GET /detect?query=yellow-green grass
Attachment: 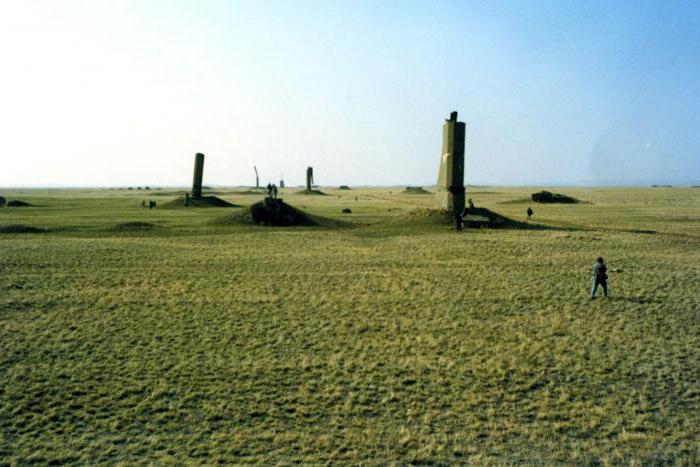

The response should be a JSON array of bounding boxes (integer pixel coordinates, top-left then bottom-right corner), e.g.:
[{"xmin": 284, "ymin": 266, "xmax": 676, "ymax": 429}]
[{"xmin": 1, "ymin": 187, "xmax": 698, "ymax": 464}]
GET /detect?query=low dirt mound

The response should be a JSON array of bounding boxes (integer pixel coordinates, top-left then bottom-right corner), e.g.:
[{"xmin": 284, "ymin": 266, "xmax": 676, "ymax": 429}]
[
  {"xmin": 531, "ymin": 191, "xmax": 580, "ymax": 204},
  {"xmin": 296, "ymin": 189, "xmax": 328, "ymax": 196},
  {"xmin": 162, "ymin": 195, "xmax": 238, "ymax": 208},
  {"xmin": 111, "ymin": 221, "xmax": 158, "ymax": 231},
  {"xmin": 231, "ymin": 189, "xmax": 268, "ymax": 195},
  {"xmin": 212, "ymin": 198, "xmax": 343, "ymax": 227},
  {"xmin": 401, "ymin": 186, "xmax": 432, "ymax": 195},
  {"xmin": 406, "ymin": 207, "xmax": 528, "ymax": 229},
  {"xmin": 0, "ymin": 224, "xmax": 47, "ymax": 234},
  {"xmin": 6, "ymin": 200, "xmax": 33, "ymax": 207}
]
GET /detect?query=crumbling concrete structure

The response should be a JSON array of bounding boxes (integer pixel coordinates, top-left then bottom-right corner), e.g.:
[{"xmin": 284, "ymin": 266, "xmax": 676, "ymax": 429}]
[
  {"xmin": 306, "ymin": 167, "xmax": 314, "ymax": 191},
  {"xmin": 435, "ymin": 111, "xmax": 465, "ymax": 214},
  {"xmin": 192, "ymin": 153, "xmax": 205, "ymax": 199}
]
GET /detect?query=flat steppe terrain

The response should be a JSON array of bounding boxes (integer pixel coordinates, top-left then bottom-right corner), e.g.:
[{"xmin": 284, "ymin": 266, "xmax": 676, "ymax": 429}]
[{"xmin": 1, "ymin": 186, "xmax": 698, "ymax": 463}]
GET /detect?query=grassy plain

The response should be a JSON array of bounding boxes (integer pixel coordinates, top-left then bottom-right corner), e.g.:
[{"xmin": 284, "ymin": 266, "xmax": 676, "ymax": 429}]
[{"xmin": 1, "ymin": 186, "xmax": 699, "ymax": 464}]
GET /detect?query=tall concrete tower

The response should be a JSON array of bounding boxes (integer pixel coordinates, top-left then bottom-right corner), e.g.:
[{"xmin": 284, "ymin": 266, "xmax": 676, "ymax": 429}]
[
  {"xmin": 435, "ymin": 111, "xmax": 466, "ymax": 214},
  {"xmin": 306, "ymin": 167, "xmax": 314, "ymax": 191},
  {"xmin": 192, "ymin": 153, "xmax": 205, "ymax": 199}
]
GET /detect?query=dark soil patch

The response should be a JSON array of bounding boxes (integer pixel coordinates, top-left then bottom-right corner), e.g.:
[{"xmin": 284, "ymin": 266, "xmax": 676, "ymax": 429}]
[
  {"xmin": 401, "ymin": 187, "xmax": 432, "ymax": 195},
  {"xmin": 111, "ymin": 222, "xmax": 158, "ymax": 231},
  {"xmin": 162, "ymin": 195, "xmax": 238, "ymax": 208},
  {"xmin": 6, "ymin": 200, "xmax": 33, "ymax": 207},
  {"xmin": 0, "ymin": 224, "xmax": 47, "ymax": 234},
  {"xmin": 531, "ymin": 191, "xmax": 580, "ymax": 204}
]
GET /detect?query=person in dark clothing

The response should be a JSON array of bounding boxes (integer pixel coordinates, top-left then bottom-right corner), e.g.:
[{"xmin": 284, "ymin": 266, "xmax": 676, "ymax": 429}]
[
  {"xmin": 455, "ymin": 211, "xmax": 463, "ymax": 231},
  {"xmin": 590, "ymin": 257, "xmax": 608, "ymax": 299},
  {"xmin": 526, "ymin": 207, "xmax": 533, "ymax": 220},
  {"xmin": 272, "ymin": 184, "xmax": 278, "ymax": 199}
]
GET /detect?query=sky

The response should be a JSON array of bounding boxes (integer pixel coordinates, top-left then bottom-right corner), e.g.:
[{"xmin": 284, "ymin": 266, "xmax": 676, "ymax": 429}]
[{"xmin": 0, "ymin": 0, "xmax": 698, "ymax": 187}]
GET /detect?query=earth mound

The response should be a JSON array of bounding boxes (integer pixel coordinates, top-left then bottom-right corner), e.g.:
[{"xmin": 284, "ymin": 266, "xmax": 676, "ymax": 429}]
[
  {"xmin": 229, "ymin": 188, "xmax": 268, "ymax": 195},
  {"xmin": 212, "ymin": 198, "xmax": 344, "ymax": 227},
  {"xmin": 6, "ymin": 200, "xmax": 33, "ymax": 207},
  {"xmin": 401, "ymin": 186, "xmax": 432, "ymax": 195},
  {"xmin": 296, "ymin": 189, "xmax": 328, "ymax": 196},
  {"xmin": 163, "ymin": 195, "xmax": 238, "ymax": 208},
  {"xmin": 406, "ymin": 207, "xmax": 528, "ymax": 229},
  {"xmin": 111, "ymin": 221, "xmax": 158, "ymax": 231},
  {"xmin": 0, "ymin": 224, "xmax": 47, "ymax": 234},
  {"xmin": 531, "ymin": 191, "xmax": 580, "ymax": 204}
]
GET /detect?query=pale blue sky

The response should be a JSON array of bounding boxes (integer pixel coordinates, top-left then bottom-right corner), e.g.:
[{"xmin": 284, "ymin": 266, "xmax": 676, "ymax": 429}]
[{"xmin": 0, "ymin": 0, "xmax": 698, "ymax": 187}]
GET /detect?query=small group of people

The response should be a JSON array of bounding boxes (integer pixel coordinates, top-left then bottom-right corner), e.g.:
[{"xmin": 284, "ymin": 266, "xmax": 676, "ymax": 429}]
[
  {"xmin": 141, "ymin": 200, "xmax": 156, "ymax": 209},
  {"xmin": 266, "ymin": 183, "xmax": 279, "ymax": 199}
]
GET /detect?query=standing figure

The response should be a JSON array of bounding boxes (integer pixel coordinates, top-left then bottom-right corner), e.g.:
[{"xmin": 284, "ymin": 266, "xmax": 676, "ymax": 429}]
[
  {"xmin": 455, "ymin": 211, "xmax": 463, "ymax": 231},
  {"xmin": 591, "ymin": 257, "xmax": 608, "ymax": 299},
  {"xmin": 527, "ymin": 207, "xmax": 533, "ymax": 220},
  {"xmin": 272, "ymin": 184, "xmax": 278, "ymax": 199},
  {"xmin": 266, "ymin": 183, "xmax": 273, "ymax": 198}
]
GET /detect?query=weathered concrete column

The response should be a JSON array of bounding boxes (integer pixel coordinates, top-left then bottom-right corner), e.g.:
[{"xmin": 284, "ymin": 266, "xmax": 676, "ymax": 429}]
[
  {"xmin": 192, "ymin": 153, "xmax": 205, "ymax": 199},
  {"xmin": 306, "ymin": 167, "xmax": 314, "ymax": 191},
  {"xmin": 435, "ymin": 111, "xmax": 466, "ymax": 214}
]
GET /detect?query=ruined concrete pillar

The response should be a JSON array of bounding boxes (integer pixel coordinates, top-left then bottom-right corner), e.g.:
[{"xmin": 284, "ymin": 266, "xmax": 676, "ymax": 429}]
[
  {"xmin": 306, "ymin": 167, "xmax": 314, "ymax": 191},
  {"xmin": 435, "ymin": 111, "xmax": 466, "ymax": 214},
  {"xmin": 192, "ymin": 153, "xmax": 205, "ymax": 199}
]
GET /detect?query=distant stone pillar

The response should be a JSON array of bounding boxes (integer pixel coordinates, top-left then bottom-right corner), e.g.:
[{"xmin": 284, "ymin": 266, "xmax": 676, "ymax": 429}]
[
  {"xmin": 306, "ymin": 167, "xmax": 314, "ymax": 191},
  {"xmin": 192, "ymin": 153, "xmax": 205, "ymax": 199},
  {"xmin": 435, "ymin": 111, "xmax": 466, "ymax": 214}
]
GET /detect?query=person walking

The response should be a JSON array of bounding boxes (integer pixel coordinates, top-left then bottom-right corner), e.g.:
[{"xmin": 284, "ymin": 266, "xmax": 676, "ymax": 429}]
[
  {"xmin": 590, "ymin": 257, "xmax": 608, "ymax": 299},
  {"xmin": 526, "ymin": 207, "xmax": 533, "ymax": 220}
]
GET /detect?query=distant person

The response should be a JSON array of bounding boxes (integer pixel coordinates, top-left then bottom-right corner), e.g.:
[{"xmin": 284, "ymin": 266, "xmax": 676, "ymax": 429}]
[
  {"xmin": 591, "ymin": 257, "xmax": 608, "ymax": 299},
  {"xmin": 266, "ymin": 183, "xmax": 273, "ymax": 198},
  {"xmin": 141, "ymin": 200, "xmax": 146, "ymax": 208},
  {"xmin": 272, "ymin": 184, "xmax": 278, "ymax": 199},
  {"xmin": 527, "ymin": 207, "xmax": 533, "ymax": 220},
  {"xmin": 455, "ymin": 211, "xmax": 463, "ymax": 231}
]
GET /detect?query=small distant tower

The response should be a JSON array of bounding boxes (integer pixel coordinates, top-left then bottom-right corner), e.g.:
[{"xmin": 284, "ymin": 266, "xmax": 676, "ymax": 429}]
[
  {"xmin": 192, "ymin": 153, "xmax": 205, "ymax": 199},
  {"xmin": 435, "ymin": 111, "xmax": 466, "ymax": 214},
  {"xmin": 254, "ymin": 166, "xmax": 260, "ymax": 189},
  {"xmin": 306, "ymin": 167, "xmax": 314, "ymax": 191}
]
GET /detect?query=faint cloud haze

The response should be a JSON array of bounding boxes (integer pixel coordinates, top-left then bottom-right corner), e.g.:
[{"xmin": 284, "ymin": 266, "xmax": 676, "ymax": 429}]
[{"xmin": 0, "ymin": 0, "xmax": 698, "ymax": 187}]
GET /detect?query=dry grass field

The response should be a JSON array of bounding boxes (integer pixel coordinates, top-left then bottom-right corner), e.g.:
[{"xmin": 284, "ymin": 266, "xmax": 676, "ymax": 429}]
[{"xmin": 1, "ymin": 186, "xmax": 699, "ymax": 463}]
